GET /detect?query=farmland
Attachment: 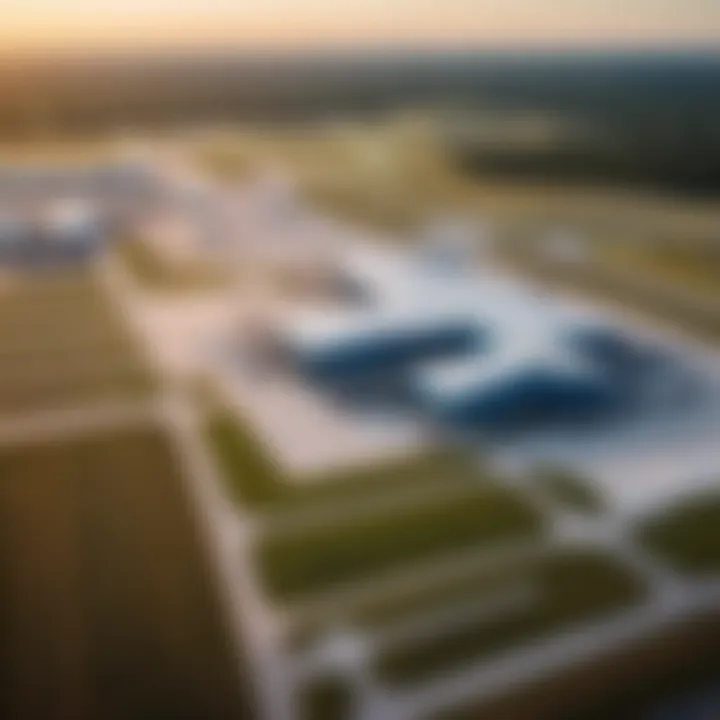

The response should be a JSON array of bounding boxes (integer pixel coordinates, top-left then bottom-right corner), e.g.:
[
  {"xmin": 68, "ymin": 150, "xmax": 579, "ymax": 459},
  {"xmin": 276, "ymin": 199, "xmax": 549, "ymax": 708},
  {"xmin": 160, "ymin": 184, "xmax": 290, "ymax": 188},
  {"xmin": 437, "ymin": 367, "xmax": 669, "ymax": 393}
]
[
  {"xmin": 0, "ymin": 423, "xmax": 250, "ymax": 720},
  {"xmin": 0, "ymin": 272, "xmax": 154, "ymax": 415}
]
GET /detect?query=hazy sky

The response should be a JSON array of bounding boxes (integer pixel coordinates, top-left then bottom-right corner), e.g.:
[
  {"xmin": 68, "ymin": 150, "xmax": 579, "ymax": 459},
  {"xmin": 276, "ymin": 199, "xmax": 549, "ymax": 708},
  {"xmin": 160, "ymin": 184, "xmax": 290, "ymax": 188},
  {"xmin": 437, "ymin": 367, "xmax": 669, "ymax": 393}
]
[{"xmin": 3, "ymin": 0, "xmax": 720, "ymax": 53}]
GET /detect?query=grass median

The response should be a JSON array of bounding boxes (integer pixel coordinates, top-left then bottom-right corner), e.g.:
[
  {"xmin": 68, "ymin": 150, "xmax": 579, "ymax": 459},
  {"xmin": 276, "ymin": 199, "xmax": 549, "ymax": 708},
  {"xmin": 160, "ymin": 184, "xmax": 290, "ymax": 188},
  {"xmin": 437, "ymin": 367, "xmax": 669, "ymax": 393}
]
[
  {"xmin": 257, "ymin": 484, "xmax": 543, "ymax": 600},
  {"xmin": 374, "ymin": 550, "xmax": 644, "ymax": 687},
  {"xmin": 286, "ymin": 551, "xmax": 536, "ymax": 649},
  {"xmin": 205, "ymin": 408, "xmax": 482, "ymax": 512}
]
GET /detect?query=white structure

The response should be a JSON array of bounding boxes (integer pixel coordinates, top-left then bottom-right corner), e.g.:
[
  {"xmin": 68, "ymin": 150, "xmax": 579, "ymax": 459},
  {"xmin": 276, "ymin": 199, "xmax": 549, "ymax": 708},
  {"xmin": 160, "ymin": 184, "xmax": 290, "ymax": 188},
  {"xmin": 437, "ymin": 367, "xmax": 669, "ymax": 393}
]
[
  {"xmin": 0, "ymin": 200, "xmax": 106, "ymax": 269},
  {"xmin": 278, "ymin": 242, "xmax": 666, "ymax": 432}
]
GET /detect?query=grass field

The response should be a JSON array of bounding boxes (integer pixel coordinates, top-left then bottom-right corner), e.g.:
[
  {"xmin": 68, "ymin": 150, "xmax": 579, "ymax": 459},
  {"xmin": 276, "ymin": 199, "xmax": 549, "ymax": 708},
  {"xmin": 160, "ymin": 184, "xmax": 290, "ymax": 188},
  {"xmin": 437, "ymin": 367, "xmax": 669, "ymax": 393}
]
[
  {"xmin": 205, "ymin": 408, "xmax": 482, "ymax": 512},
  {"xmin": 287, "ymin": 552, "xmax": 539, "ymax": 649},
  {"xmin": 432, "ymin": 609, "xmax": 720, "ymax": 720},
  {"xmin": 0, "ymin": 272, "xmax": 154, "ymax": 414},
  {"xmin": 257, "ymin": 484, "xmax": 543, "ymax": 600},
  {"xmin": 637, "ymin": 492, "xmax": 720, "ymax": 575},
  {"xmin": 205, "ymin": 407, "xmax": 543, "ymax": 601},
  {"xmin": 0, "ymin": 424, "xmax": 250, "ymax": 720},
  {"xmin": 298, "ymin": 676, "xmax": 354, "ymax": 720},
  {"xmin": 375, "ymin": 551, "xmax": 644, "ymax": 687}
]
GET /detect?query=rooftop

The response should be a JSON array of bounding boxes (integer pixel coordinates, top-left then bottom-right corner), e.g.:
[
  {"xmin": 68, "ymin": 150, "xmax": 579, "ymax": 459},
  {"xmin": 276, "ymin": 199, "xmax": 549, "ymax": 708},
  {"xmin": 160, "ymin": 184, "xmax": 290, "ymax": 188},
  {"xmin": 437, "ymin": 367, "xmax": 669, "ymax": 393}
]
[{"xmin": 281, "ymin": 242, "xmax": 621, "ymax": 404}]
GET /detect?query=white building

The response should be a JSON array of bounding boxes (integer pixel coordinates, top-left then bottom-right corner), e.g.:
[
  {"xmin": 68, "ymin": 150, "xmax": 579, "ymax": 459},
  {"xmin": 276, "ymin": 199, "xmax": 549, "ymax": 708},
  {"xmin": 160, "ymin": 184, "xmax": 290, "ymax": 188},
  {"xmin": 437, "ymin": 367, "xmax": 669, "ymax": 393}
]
[
  {"xmin": 0, "ymin": 200, "xmax": 107, "ymax": 269},
  {"xmin": 276, "ymin": 242, "xmax": 666, "ymax": 432}
]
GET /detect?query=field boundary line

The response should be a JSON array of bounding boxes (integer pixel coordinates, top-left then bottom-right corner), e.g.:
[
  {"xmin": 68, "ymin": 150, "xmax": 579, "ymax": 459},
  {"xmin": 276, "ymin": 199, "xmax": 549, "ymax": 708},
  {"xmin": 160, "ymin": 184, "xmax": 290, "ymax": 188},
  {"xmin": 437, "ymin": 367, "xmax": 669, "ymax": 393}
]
[{"xmin": 0, "ymin": 399, "xmax": 159, "ymax": 447}]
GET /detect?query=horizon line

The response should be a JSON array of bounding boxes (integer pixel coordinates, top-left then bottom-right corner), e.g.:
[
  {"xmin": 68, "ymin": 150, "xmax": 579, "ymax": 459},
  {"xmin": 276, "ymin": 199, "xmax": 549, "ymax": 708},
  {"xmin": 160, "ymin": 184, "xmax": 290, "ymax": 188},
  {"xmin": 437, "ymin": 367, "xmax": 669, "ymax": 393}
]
[{"xmin": 3, "ymin": 39, "xmax": 720, "ymax": 62}]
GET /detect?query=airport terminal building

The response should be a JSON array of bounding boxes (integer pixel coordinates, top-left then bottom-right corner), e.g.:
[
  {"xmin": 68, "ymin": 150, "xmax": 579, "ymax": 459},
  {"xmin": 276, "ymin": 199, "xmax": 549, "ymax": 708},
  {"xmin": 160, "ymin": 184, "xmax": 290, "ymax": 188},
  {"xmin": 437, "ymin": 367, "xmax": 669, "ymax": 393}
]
[{"xmin": 275, "ymin": 241, "xmax": 666, "ymax": 433}]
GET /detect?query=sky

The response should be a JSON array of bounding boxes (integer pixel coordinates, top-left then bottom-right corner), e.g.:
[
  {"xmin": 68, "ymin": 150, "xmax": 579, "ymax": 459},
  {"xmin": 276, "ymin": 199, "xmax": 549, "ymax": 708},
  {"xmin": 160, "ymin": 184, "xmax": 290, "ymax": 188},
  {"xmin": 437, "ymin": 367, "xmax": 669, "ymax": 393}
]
[{"xmin": 2, "ymin": 0, "xmax": 720, "ymax": 54}]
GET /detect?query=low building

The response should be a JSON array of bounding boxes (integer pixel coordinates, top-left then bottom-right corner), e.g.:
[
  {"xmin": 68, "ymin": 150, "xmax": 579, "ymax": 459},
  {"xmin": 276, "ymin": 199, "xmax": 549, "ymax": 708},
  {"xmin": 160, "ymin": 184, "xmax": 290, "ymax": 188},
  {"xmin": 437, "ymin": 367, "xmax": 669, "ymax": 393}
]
[
  {"xmin": 0, "ymin": 200, "xmax": 107, "ymax": 270},
  {"xmin": 0, "ymin": 162, "xmax": 155, "ymax": 204}
]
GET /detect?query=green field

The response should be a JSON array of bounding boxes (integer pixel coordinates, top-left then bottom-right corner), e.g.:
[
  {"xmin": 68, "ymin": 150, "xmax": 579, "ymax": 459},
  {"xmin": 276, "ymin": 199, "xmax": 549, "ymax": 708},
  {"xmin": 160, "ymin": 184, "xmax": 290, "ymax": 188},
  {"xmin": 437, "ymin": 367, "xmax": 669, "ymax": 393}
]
[
  {"xmin": 375, "ymin": 551, "xmax": 644, "ymax": 687},
  {"xmin": 0, "ymin": 273, "xmax": 154, "ymax": 414},
  {"xmin": 432, "ymin": 610, "xmax": 720, "ymax": 720},
  {"xmin": 637, "ymin": 492, "xmax": 720, "ymax": 575},
  {"xmin": 205, "ymin": 409, "xmax": 542, "ymax": 601},
  {"xmin": 258, "ymin": 484, "xmax": 543, "ymax": 600},
  {"xmin": 298, "ymin": 676, "xmax": 355, "ymax": 720},
  {"xmin": 287, "ymin": 551, "xmax": 539, "ymax": 650},
  {"xmin": 0, "ymin": 424, "xmax": 250, "ymax": 720},
  {"xmin": 205, "ymin": 408, "xmax": 482, "ymax": 513}
]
